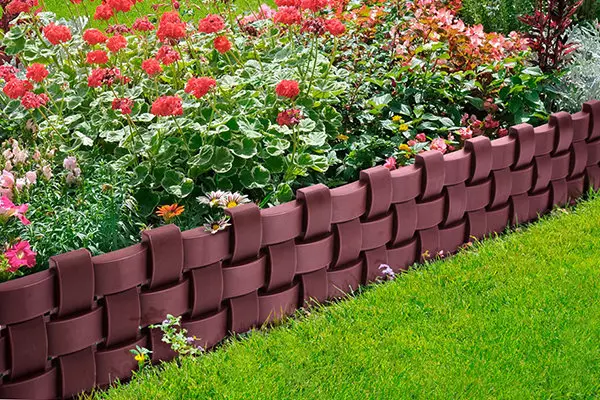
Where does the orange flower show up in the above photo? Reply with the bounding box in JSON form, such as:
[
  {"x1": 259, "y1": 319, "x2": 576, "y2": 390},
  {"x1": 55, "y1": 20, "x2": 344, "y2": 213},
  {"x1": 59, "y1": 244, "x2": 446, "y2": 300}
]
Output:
[{"x1": 156, "y1": 203, "x2": 184, "y2": 223}]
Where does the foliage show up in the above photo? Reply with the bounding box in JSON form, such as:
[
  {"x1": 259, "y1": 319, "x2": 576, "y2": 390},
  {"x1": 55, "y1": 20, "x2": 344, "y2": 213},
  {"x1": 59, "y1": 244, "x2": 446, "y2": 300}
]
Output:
[
  {"x1": 0, "y1": 0, "x2": 560, "y2": 281},
  {"x1": 150, "y1": 314, "x2": 205, "y2": 357},
  {"x1": 460, "y1": 0, "x2": 536, "y2": 33},
  {"x1": 323, "y1": 0, "x2": 557, "y2": 176},
  {"x1": 460, "y1": 0, "x2": 600, "y2": 33},
  {"x1": 555, "y1": 21, "x2": 600, "y2": 110},
  {"x1": 519, "y1": 0, "x2": 583, "y2": 72}
]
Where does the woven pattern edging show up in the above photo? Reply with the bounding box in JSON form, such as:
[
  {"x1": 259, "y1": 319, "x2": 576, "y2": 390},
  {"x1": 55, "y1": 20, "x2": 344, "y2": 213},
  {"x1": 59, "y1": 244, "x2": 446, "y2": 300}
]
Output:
[{"x1": 0, "y1": 101, "x2": 600, "y2": 399}]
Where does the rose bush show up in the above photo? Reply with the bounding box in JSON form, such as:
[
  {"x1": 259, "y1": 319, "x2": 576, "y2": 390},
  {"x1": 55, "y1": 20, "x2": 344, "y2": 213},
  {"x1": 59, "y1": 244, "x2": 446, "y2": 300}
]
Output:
[{"x1": 0, "y1": 0, "x2": 559, "y2": 280}]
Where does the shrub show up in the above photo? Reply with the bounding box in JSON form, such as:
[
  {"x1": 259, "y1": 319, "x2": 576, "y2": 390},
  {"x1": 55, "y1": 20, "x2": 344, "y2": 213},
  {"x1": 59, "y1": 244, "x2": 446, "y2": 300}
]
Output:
[
  {"x1": 554, "y1": 22, "x2": 600, "y2": 111},
  {"x1": 519, "y1": 0, "x2": 583, "y2": 73}
]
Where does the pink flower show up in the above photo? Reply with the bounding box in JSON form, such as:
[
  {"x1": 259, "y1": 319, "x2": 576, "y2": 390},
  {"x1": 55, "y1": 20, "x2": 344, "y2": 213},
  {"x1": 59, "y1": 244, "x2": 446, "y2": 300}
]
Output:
[
  {"x1": 458, "y1": 127, "x2": 473, "y2": 140},
  {"x1": 4, "y1": 240, "x2": 36, "y2": 272},
  {"x1": 383, "y1": 156, "x2": 397, "y2": 170},
  {"x1": 25, "y1": 171, "x2": 36, "y2": 185},
  {"x1": 63, "y1": 156, "x2": 77, "y2": 171},
  {"x1": 0, "y1": 196, "x2": 30, "y2": 225},
  {"x1": 415, "y1": 133, "x2": 427, "y2": 142},
  {"x1": 1, "y1": 170, "x2": 14, "y2": 190},
  {"x1": 42, "y1": 165, "x2": 52, "y2": 180},
  {"x1": 484, "y1": 115, "x2": 499, "y2": 130},
  {"x1": 430, "y1": 138, "x2": 448, "y2": 154},
  {"x1": 498, "y1": 128, "x2": 508, "y2": 137},
  {"x1": 15, "y1": 178, "x2": 25, "y2": 191}
]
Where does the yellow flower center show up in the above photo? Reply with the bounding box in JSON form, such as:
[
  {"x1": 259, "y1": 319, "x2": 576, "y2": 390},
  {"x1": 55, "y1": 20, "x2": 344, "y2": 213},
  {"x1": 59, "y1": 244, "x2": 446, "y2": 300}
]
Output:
[
  {"x1": 212, "y1": 224, "x2": 220, "y2": 230},
  {"x1": 226, "y1": 201, "x2": 238, "y2": 208},
  {"x1": 16, "y1": 250, "x2": 24, "y2": 259}
]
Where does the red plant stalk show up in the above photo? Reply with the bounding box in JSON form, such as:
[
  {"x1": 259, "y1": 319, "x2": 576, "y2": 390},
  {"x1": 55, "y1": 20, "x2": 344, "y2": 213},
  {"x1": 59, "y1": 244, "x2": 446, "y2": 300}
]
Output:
[{"x1": 519, "y1": 0, "x2": 583, "y2": 72}]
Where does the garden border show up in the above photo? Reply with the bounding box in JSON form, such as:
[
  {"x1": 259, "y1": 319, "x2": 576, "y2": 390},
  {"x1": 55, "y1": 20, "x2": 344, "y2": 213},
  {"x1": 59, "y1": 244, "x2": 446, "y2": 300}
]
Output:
[{"x1": 0, "y1": 100, "x2": 600, "y2": 399}]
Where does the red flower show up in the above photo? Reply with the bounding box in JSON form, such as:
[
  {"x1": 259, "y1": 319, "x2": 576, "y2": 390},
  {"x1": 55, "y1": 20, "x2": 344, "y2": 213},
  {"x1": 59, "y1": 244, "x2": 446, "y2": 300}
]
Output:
[
  {"x1": 275, "y1": 80, "x2": 300, "y2": 99},
  {"x1": 151, "y1": 96, "x2": 183, "y2": 116},
  {"x1": 106, "y1": 24, "x2": 131, "y2": 35},
  {"x1": 300, "y1": 0, "x2": 327, "y2": 11},
  {"x1": 87, "y1": 68, "x2": 125, "y2": 88},
  {"x1": 21, "y1": 92, "x2": 49, "y2": 109},
  {"x1": 273, "y1": 7, "x2": 302, "y2": 25},
  {"x1": 185, "y1": 77, "x2": 217, "y2": 99},
  {"x1": 156, "y1": 45, "x2": 180, "y2": 65},
  {"x1": 0, "y1": 65, "x2": 17, "y2": 82},
  {"x1": 301, "y1": 18, "x2": 325, "y2": 35},
  {"x1": 274, "y1": 0, "x2": 299, "y2": 6},
  {"x1": 94, "y1": 4, "x2": 114, "y2": 21},
  {"x1": 5, "y1": 0, "x2": 37, "y2": 15},
  {"x1": 86, "y1": 50, "x2": 109, "y2": 64},
  {"x1": 83, "y1": 28, "x2": 108, "y2": 45},
  {"x1": 25, "y1": 63, "x2": 48, "y2": 83},
  {"x1": 3, "y1": 79, "x2": 33, "y2": 99},
  {"x1": 498, "y1": 128, "x2": 508, "y2": 137},
  {"x1": 43, "y1": 23, "x2": 72, "y2": 45},
  {"x1": 276, "y1": 109, "x2": 303, "y2": 127},
  {"x1": 198, "y1": 14, "x2": 225, "y2": 33},
  {"x1": 108, "y1": 0, "x2": 133, "y2": 12},
  {"x1": 107, "y1": 35, "x2": 127, "y2": 52},
  {"x1": 415, "y1": 133, "x2": 426, "y2": 142},
  {"x1": 213, "y1": 36, "x2": 231, "y2": 53},
  {"x1": 132, "y1": 17, "x2": 155, "y2": 31},
  {"x1": 112, "y1": 97, "x2": 134, "y2": 114},
  {"x1": 324, "y1": 18, "x2": 345, "y2": 36},
  {"x1": 157, "y1": 11, "x2": 187, "y2": 42},
  {"x1": 142, "y1": 58, "x2": 163, "y2": 76}
]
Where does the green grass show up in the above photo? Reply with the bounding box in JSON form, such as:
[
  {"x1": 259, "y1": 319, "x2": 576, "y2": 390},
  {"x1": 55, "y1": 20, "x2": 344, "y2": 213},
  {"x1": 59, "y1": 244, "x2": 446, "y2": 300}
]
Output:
[
  {"x1": 97, "y1": 194, "x2": 600, "y2": 399},
  {"x1": 42, "y1": 0, "x2": 269, "y2": 26}
]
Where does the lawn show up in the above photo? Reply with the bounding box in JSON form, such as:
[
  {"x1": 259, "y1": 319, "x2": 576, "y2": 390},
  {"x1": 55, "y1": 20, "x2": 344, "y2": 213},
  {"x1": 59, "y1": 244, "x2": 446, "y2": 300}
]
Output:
[
  {"x1": 43, "y1": 0, "x2": 270, "y2": 25},
  {"x1": 95, "y1": 193, "x2": 600, "y2": 399}
]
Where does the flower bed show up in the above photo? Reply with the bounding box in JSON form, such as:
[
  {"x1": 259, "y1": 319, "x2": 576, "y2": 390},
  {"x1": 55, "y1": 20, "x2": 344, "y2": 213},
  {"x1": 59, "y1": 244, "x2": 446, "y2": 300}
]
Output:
[
  {"x1": 0, "y1": 0, "x2": 562, "y2": 281},
  {"x1": 0, "y1": 102, "x2": 599, "y2": 399}
]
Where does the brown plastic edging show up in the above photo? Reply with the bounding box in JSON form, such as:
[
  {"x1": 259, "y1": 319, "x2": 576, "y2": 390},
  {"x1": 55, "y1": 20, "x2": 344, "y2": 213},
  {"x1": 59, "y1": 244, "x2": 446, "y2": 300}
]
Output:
[{"x1": 0, "y1": 100, "x2": 600, "y2": 399}]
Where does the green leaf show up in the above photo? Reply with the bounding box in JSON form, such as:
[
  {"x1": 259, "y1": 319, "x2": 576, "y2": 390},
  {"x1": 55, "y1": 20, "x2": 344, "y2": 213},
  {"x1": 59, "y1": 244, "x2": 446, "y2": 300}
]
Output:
[
  {"x1": 211, "y1": 147, "x2": 234, "y2": 174},
  {"x1": 296, "y1": 153, "x2": 329, "y2": 172},
  {"x1": 4, "y1": 37, "x2": 25, "y2": 55},
  {"x1": 134, "y1": 188, "x2": 160, "y2": 217},
  {"x1": 133, "y1": 164, "x2": 150, "y2": 185},
  {"x1": 275, "y1": 183, "x2": 293, "y2": 202},
  {"x1": 465, "y1": 96, "x2": 484, "y2": 110},
  {"x1": 264, "y1": 156, "x2": 285, "y2": 173},
  {"x1": 188, "y1": 145, "x2": 214, "y2": 175},
  {"x1": 161, "y1": 170, "x2": 194, "y2": 198},
  {"x1": 238, "y1": 169, "x2": 254, "y2": 189},
  {"x1": 252, "y1": 165, "x2": 271, "y2": 186},
  {"x1": 136, "y1": 113, "x2": 155, "y2": 123},
  {"x1": 298, "y1": 118, "x2": 316, "y2": 133},
  {"x1": 74, "y1": 131, "x2": 93, "y2": 146},
  {"x1": 230, "y1": 138, "x2": 258, "y2": 159},
  {"x1": 188, "y1": 133, "x2": 203, "y2": 151},
  {"x1": 65, "y1": 96, "x2": 84, "y2": 110}
]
